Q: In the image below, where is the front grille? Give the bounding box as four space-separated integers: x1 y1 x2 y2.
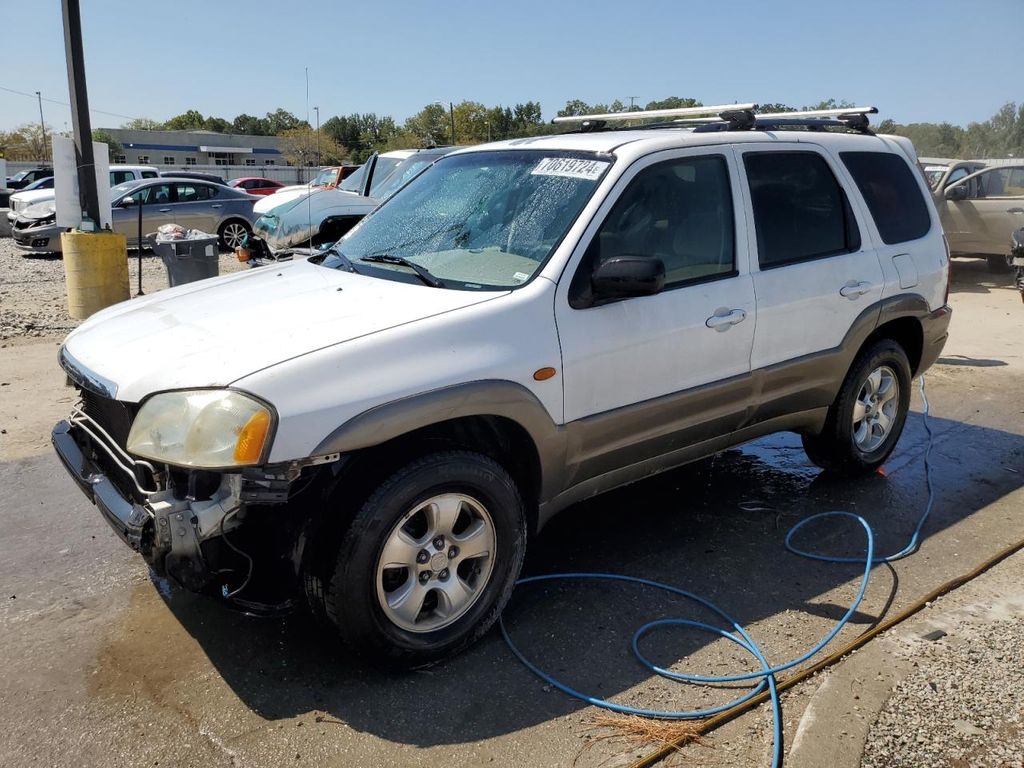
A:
80 390 137 452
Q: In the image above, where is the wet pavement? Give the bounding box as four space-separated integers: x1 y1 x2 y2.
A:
0 259 1022 767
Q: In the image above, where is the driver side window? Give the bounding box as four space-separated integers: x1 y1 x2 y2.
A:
571 154 736 305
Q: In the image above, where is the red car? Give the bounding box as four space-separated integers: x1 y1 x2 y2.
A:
228 177 286 196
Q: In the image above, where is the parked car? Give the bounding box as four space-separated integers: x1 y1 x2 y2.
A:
5 167 52 190
7 164 158 224
269 165 363 198
228 177 285 196
51 112 950 667
937 164 1024 272
159 170 227 185
919 157 986 192
251 148 451 253
13 177 256 254
18 176 55 192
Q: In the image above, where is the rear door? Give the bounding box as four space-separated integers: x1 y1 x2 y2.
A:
737 143 883 379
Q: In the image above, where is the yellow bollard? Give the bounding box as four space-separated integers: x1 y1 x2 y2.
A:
60 230 129 320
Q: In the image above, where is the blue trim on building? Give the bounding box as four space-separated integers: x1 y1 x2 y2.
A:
124 142 280 155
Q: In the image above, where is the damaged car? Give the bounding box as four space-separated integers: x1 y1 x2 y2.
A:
250 147 450 253
53 111 950 668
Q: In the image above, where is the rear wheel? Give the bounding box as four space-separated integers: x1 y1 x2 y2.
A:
802 339 912 475
316 451 527 669
218 220 251 251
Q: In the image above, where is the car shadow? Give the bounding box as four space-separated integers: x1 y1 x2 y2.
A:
949 257 1017 295
149 407 1024 746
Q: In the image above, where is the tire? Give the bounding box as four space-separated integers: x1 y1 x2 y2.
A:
802 339 912 476
987 254 1012 273
319 451 527 669
218 219 252 251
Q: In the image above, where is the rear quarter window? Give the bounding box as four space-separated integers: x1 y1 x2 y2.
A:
840 152 931 245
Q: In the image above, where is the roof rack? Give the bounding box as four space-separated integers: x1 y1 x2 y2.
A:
552 104 878 134
551 103 758 124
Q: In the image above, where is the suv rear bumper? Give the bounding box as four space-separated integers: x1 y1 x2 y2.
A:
918 305 952 375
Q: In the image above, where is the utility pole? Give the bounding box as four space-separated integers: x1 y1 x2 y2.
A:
449 101 456 146
34 91 47 162
314 106 320 167
60 0 100 227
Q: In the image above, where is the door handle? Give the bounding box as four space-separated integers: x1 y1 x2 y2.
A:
705 308 747 331
1008 207 1024 214
211 204 223 209
158 208 171 213
839 281 872 299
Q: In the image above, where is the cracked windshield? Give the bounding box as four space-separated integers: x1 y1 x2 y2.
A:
321 151 610 289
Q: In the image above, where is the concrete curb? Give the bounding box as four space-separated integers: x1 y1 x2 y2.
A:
787 547 1024 768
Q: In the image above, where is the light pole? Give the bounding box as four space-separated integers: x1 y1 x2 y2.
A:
34 91 47 162
61 0 99 227
314 105 320 167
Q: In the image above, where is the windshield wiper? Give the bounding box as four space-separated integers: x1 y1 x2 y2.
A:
359 254 444 288
325 244 360 273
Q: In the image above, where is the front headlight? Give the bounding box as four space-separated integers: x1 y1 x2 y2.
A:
127 390 274 468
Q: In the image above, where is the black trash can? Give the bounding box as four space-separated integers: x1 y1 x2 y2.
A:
150 234 221 287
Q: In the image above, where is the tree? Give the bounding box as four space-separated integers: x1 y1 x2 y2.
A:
121 117 163 130
278 126 348 167
645 97 702 111
203 116 231 133
232 113 268 135
91 129 123 161
163 110 206 131
404 103 451 146
0 124 49 160
264 108 306 135
557 99 593 118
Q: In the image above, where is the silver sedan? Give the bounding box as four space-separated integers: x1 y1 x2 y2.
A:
12 178 258 255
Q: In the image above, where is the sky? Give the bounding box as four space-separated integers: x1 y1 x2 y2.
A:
1 0 1022 134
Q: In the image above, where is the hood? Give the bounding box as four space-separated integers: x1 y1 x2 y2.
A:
11 189 55 209
253 188 378 252
63 258 504 403
19 200 57 221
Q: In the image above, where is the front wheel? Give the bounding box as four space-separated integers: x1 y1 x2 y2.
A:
320 451 527 669
218 220 252 251
802 339 912 475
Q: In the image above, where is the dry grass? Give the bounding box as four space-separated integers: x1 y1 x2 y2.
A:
576 713 709 766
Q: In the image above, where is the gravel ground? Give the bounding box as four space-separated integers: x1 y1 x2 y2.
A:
861 619 1024 768
0 236 248 341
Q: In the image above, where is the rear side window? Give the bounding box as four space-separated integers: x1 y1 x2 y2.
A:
841 152 931 244
744 151 860 268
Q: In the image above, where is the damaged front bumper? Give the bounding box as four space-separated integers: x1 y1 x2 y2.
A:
52 410 245 594
53 419 151 549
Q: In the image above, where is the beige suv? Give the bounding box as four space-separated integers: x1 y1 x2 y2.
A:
938 164 1024 272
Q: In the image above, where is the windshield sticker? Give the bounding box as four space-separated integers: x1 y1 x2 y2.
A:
512 272 530 283
531 157 609 181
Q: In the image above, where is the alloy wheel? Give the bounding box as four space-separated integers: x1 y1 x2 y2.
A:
375 492 496 633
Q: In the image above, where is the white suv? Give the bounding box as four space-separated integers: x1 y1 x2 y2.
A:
52 105 950 667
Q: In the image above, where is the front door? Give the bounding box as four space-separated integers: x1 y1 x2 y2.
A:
555 148 756 478
111 182 174 247
944 166 1024 255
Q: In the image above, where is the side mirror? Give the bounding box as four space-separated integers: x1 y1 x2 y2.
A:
592 256 666 301
944 184 968 202
120 196 137 207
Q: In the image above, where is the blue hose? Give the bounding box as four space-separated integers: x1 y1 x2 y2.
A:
500 377 935 768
